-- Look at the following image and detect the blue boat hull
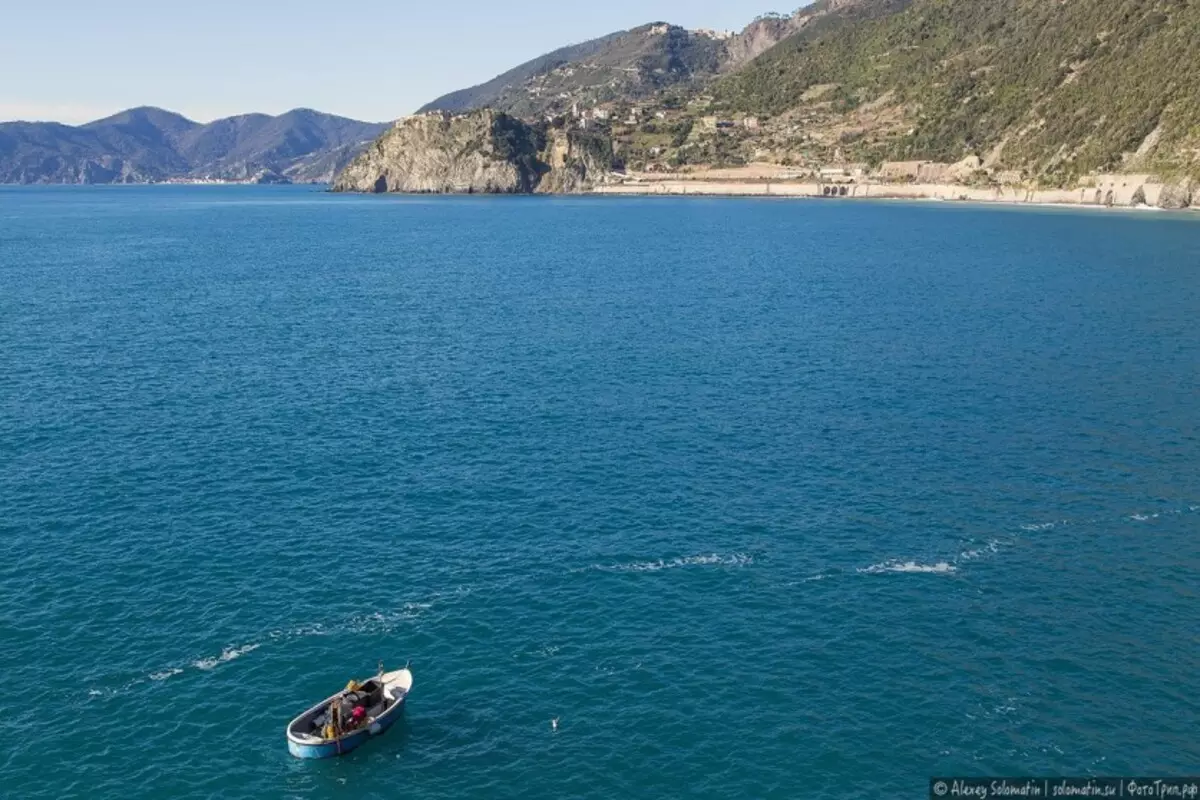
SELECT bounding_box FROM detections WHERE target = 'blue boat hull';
[287,685,408,759]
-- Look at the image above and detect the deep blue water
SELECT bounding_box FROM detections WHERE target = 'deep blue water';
[1,186,1198,799]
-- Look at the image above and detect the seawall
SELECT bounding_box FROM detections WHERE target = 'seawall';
[591,180,1181,209]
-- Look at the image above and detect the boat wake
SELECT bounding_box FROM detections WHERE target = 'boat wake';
[86,590,460,699]
[85,503,1198,696]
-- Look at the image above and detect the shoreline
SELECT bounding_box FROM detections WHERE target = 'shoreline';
[2,181,1192,213]
[589,179,1193,212]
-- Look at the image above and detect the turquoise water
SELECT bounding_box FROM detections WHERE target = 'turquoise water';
[1,187,1198,799]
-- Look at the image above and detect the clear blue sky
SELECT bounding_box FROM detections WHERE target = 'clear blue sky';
[1,0,795,125]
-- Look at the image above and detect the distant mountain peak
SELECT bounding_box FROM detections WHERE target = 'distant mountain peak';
[418,21,727,118]
[83,106,199,132]
[415,3,904,119]
[0,107,387,185]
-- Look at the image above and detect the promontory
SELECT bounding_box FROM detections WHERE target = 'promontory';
[331,110,612,194]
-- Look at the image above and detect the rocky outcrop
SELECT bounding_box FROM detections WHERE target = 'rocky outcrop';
[721,1,912,71]
[535,129,614,193]
[250,168,291,184]
[722,15,801,71]
[333,110,612,194]
[1157,180,1194,209]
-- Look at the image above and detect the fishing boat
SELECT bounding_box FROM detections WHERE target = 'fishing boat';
[286,663,413,759]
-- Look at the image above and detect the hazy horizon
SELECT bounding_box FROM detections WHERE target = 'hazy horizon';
[2,0,795,125]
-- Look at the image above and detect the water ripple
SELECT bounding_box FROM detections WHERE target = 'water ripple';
[4,189,1199,799]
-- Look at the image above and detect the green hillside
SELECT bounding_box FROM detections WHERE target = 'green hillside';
[418,31,629,114]
[717,0,1200,182]
[420,24,728,119]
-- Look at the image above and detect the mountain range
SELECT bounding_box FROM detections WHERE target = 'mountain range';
[0,107,386,184]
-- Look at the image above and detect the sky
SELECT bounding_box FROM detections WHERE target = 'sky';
[0,0,793,125]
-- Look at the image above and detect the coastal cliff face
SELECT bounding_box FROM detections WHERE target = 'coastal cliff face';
[333,111,540,193]
[534,129,614,193]
[332,111,611,194]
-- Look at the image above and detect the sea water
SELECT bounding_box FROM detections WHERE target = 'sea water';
[1,187,1197,799]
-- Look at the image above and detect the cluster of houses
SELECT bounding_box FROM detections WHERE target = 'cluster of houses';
[700,116,761,130]
[570,102,689,129]
[644,23,734,39]
[560,97,767,132]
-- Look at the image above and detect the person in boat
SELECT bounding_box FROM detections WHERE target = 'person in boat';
[349,704,368,730]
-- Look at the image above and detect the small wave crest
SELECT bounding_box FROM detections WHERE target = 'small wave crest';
[857,560,957,575]
[193,643,261,671]
[958,540,1003,562]
[1021,503,1200,532]
[346,602,432,634]
[591,553,754,573]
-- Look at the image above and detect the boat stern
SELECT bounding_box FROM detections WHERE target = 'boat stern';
[287,736,340,759]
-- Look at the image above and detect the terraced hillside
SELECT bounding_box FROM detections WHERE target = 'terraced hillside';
[716,0,1200,183]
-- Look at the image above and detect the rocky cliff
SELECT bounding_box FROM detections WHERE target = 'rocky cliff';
[332,110,611,194]
[534,128,614,194]
[722,2,911,72]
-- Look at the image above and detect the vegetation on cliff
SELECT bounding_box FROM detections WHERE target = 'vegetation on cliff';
[420,23,727,119]
[717,0,1200,183]
[332,111,612,194]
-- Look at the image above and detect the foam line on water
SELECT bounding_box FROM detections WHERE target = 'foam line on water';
[193,643,261,671]
[1018,502,1200,532]
[587,553,754,573]
[857,560,957,575]
[851,502,1200,580]
[957,539,1004,562]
